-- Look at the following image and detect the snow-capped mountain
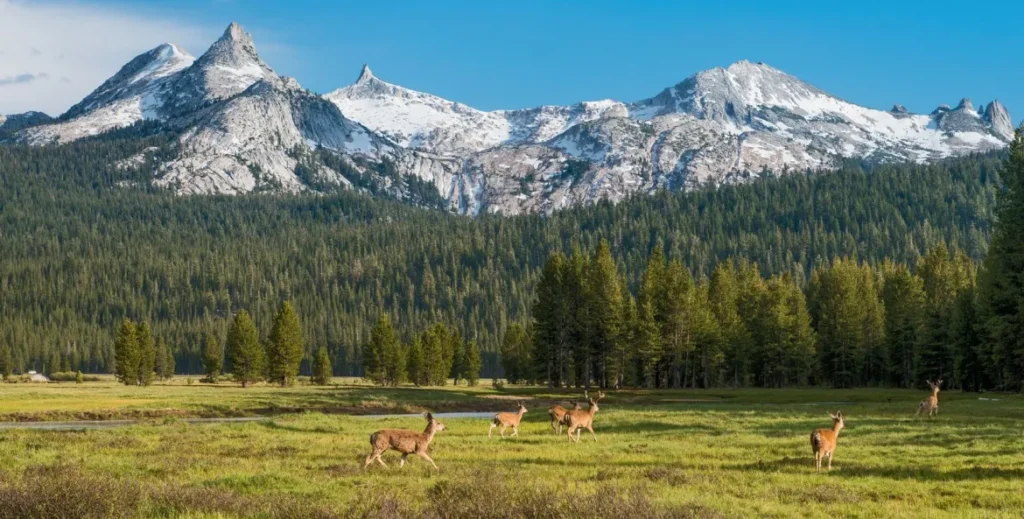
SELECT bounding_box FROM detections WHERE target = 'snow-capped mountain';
[19,23,399,196]
[21,44,194,144]
[327,60,1012,214]
[13,23,1015,215]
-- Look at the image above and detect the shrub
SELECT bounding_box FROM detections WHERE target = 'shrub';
[48,372,100,382]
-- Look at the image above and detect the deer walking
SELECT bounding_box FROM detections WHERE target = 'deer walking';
[489,401,528,438]
[915,379,943,418]
[364,412,446,470]
[547,399,580,435]
[810,411,844,472]
[565,391,604,443]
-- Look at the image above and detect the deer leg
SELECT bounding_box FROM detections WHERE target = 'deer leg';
[915,403,922,417]
[500,425,507,437]
[511,426,518,437]
[488,423,495,438]
[576,429,582,443]
[375,453,387,467]
[399,454,408,468]
[827,452,833,471]
[588,424,597,442]
[418,452,439,470]
[814,452,821,472]
[567,425,575,442]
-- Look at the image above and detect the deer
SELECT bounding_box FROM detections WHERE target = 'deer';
[364,412,446,470]
[915,379,943,418]
[489,401,528,438]
[547,399,580,435]
[810,411,844,472]
[565,391,604,443]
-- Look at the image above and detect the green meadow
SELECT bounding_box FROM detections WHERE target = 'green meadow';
[1,379,1022,518]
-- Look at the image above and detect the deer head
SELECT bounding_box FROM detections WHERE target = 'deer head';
[425,412,446,433]
[927,379,943,393]
[829,411,844,432]
[517,401,528,414]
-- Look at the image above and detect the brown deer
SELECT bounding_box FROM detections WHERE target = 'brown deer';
[489,401,528,438]
[915,379,943,418]
[810,411,844,472]
[547,399,580,435]
[364,412,446,470]
[565,391,604,443]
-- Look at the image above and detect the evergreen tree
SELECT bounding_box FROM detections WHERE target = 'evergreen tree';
[154,337,169,380]
[691,282,722,388]
[810,260,870,388]
[0,344,12,380]
[464,339,481,386]
[500,323,532,384]
[533,253,570,387]
[135,322,156,386]
[227,310,264,388]
[952,287,985,391]
[266,301,304,387]
[634,252,663,388]
[882,263,924,387]
[364,314,404,386]
[584,240,624,388]
[405,337,425,386]
[311,346,332,385]
[451,332,467,385]
[163,342,175,379]
[709,262,750,387]
[47,351,61,377]
[113,319,139,386]
[918,244,973,384]
[980,130,1024,389]
[202,331,223,382]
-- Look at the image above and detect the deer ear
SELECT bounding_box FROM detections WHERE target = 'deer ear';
[425,412,433,421]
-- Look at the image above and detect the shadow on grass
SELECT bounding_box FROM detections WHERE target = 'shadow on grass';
[727,456,1024,481]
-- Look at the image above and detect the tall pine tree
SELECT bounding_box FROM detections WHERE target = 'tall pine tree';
[113,319,139,386]
[266,301,304,387]
[227,310,264,388]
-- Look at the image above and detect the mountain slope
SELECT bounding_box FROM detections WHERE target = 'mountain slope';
[21,44,194,144]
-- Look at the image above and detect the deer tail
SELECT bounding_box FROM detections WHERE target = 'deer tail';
[810,431,822,452]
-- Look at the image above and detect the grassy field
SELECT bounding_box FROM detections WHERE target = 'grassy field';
[0,379,1022,518]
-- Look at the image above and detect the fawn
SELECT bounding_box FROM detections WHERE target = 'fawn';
[915,379,943,418]
[547,399,580,435]
[489,401,528,438]
[810,411,844,472]
[565,391,604,443]
[364,412,446,470]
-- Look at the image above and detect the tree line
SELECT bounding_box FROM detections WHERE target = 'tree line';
[362,315,482,387]
[510,130,1024,391]
[0,129,1007,380]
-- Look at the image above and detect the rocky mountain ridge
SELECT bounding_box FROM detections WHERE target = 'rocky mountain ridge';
[11,23,1015,215]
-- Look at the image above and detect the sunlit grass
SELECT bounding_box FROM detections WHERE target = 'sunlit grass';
[1,381,1023,517]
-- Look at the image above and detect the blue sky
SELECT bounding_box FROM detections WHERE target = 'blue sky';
[2,0,1022,120]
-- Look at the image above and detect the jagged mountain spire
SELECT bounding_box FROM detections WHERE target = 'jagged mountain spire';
[357,64,375,83]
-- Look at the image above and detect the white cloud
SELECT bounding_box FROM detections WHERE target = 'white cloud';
[0,0,218,116]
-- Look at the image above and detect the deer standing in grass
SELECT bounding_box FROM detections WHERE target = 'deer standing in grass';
[915,379,943,418]
[547,399,580,435]
[489,401,528,438]
[364,412,446,470]
[565,391,604,443]
[810,411,844,472]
